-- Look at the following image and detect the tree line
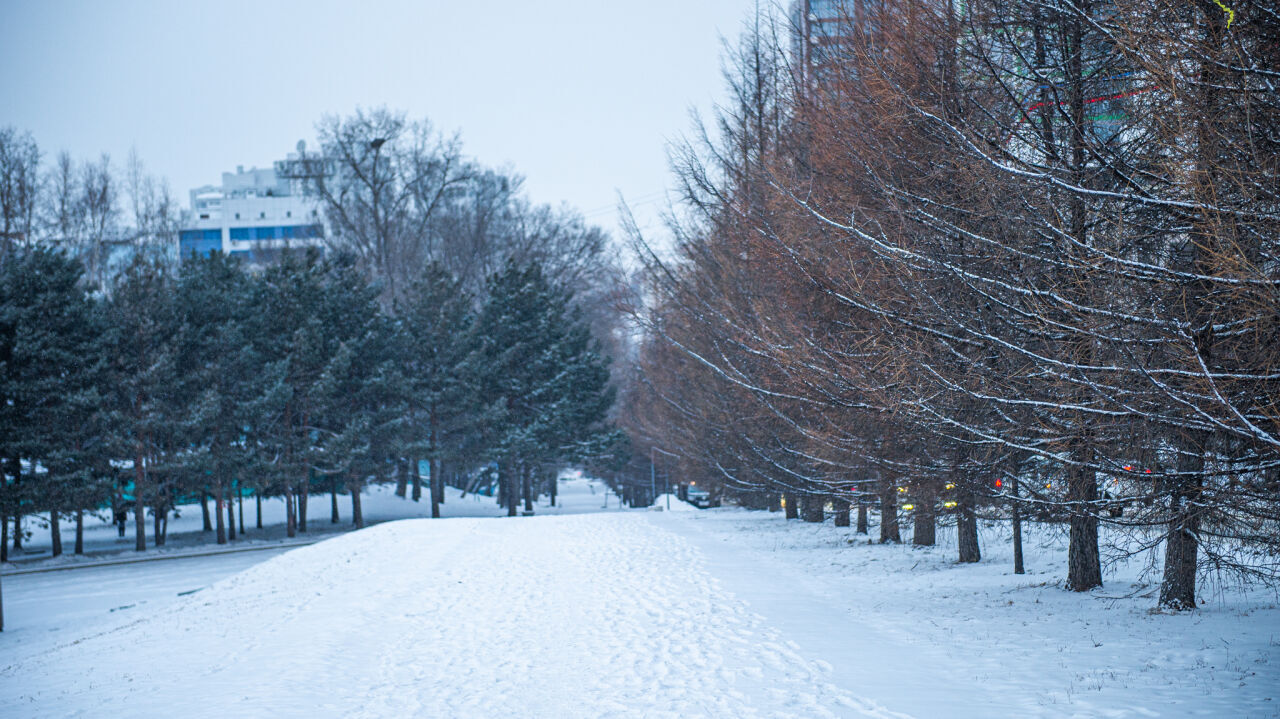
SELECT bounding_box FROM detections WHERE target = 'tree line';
[620,0,1279,610]
[0,109,624,572]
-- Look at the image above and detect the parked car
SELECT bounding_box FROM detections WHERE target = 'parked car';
[685,487,711,508]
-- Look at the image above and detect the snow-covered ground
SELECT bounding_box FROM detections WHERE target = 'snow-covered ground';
[7,470,619,567]
[653,509,1280,719]
[3,495,1277,718]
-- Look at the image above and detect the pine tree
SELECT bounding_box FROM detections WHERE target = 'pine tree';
[397,263,479,518]
[0,248,100,558]
[103,255,178,551]
[249,249,334,536]
[476,261,617,514]
[309,253,384,529]
[172,252,259,545]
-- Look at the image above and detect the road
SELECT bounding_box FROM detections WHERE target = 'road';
[2,547,295,656]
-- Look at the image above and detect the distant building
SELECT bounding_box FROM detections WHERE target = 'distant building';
[179,148,327,263]
[792,0,863,86]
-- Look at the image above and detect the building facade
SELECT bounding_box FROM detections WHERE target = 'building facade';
[792,0,862,85]
[179,150,326,263]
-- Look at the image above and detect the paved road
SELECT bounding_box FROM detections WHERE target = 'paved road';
[2,546,294,654]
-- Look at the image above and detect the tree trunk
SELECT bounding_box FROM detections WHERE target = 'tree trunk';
[522,464,534,513]
[434,461,446,505]
[880,484,900,543]
[1156,0,1229,612]
[350,481,364,529]
[800,494,824,523]
[913,493,936,547]
[50,510,62,558]
[395,459,408,498]
[132,454,145,551]
[225,491,235,541]
[856,503,868,534]
[411,456,422,502]
[330,481,339,523]
[1,514,7,562]
[550,475,558,507]
[783,492,799,519]
[256,493,263,529]
[1160,433,1206,610]
[285,484,297,539]
[1061,3,1101,594]
[298,474,309,533]
[74,510,84,555]
[429,457,441,519]
[134,501,145,552]
[9,461,20,554]
[1011,476,1024,575]
[832,497,850,527]
[505,463,517,517]
[1065,450,1101,590]
[238,488,245,535]
[201,492,212,532]
[154,505,164,547]
[215,485,226,545]
[957,490,980,563]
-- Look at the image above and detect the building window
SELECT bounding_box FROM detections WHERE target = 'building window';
[286,210,292,218]
[235,212,240,219]
[199,214,209,219]
[259,212,266,219]
[179,229,223,258]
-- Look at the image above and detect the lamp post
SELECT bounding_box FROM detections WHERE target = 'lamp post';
[368,137,387,293]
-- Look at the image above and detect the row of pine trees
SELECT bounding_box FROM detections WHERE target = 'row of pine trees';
[0,246,618,559]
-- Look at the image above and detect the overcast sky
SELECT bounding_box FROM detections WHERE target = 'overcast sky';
[0,0,757,242]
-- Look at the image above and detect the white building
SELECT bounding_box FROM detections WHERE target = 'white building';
[179,150,326,263]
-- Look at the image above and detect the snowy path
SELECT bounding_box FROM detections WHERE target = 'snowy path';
[1,513,898,719]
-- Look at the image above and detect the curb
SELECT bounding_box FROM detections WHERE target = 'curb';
[1,540,320,576]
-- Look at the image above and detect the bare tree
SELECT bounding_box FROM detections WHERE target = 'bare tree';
[0,127,41,250]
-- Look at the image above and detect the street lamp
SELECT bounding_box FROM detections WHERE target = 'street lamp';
[369,137,387,289]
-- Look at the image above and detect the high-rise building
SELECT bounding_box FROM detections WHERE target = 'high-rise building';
[178,147,327,263]
[792,0,863,85]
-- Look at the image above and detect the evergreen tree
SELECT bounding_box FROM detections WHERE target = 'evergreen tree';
[309,254,384,528]
[397,263,479,518]
[250,249,335,535]
[476,261,617,514]
[0,248,100,557]
[172,252,259,544]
